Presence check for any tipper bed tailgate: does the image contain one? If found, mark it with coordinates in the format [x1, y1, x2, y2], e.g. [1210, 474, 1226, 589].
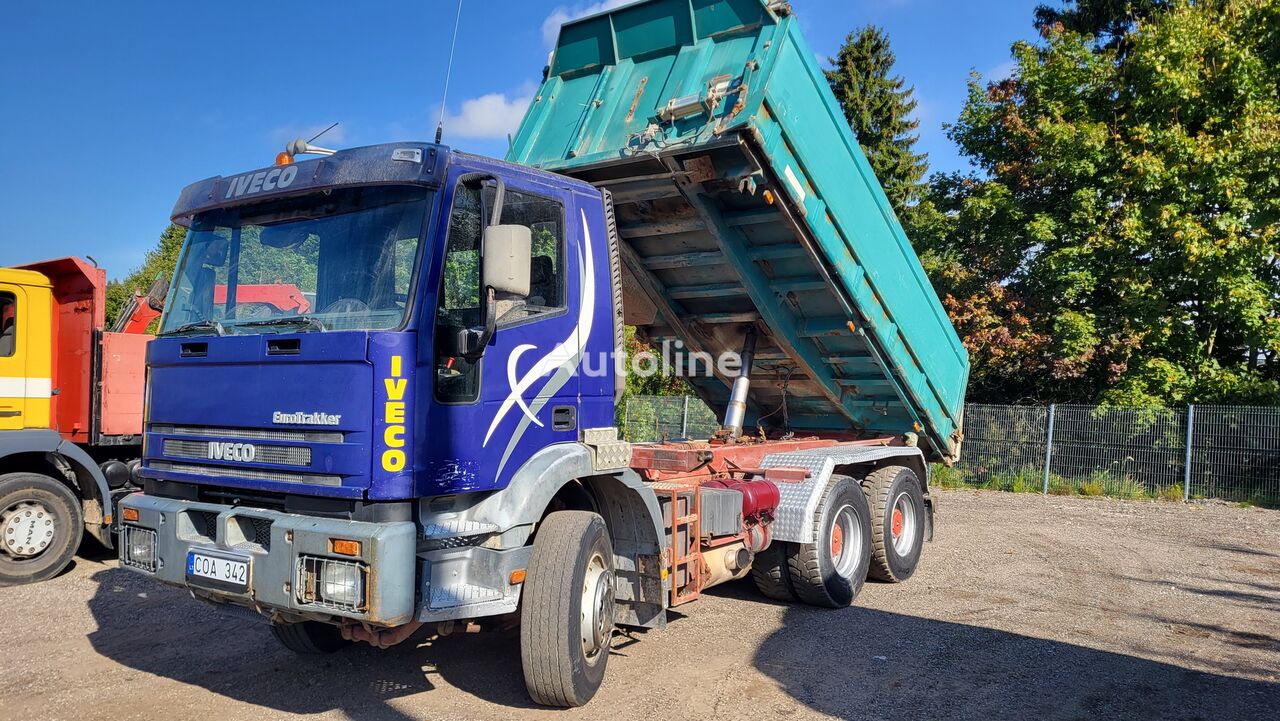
[508, 0, 968, 462]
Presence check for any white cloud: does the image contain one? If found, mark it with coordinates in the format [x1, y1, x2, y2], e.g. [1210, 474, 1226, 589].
[441, 84, 537, 140]
[541, 0, 632, 48]
[985, 60, 1017, 82]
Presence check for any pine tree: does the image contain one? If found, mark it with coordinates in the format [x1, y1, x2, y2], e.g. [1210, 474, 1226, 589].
[825, 26, 928, 218]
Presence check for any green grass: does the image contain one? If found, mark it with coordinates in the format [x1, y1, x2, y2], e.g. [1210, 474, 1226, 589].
[931, 465, 1200, 504]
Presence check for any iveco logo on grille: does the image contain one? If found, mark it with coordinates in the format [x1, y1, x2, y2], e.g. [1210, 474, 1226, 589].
[208, 442, 257, 463]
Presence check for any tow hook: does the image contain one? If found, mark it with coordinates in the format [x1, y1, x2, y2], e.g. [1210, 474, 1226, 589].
[341, 620, 424, 649]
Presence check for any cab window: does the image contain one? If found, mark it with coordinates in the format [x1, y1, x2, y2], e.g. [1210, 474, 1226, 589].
[488, 189, 566, 327]
[0, 292, 15, 357]
[434, 183, 484, 403]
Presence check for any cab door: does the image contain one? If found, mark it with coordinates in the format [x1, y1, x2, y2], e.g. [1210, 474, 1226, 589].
[424, 170, 585, 493]
[0, 284, 29, 429]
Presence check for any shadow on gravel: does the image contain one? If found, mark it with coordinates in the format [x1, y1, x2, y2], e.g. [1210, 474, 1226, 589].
[748, 599, 1280, 720]
[85, 567, 539, 718]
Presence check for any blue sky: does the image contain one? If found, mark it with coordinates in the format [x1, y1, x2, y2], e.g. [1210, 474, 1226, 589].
[0, 0, 1041, 279]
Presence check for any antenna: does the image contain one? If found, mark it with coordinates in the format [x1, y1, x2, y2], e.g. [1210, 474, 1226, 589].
[436, 0, 465, 144]
[308, 122, 339, 144]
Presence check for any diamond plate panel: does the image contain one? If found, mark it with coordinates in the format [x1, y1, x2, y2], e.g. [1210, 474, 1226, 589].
[430, 582, 504, 610]
[762, 446, 925, 543]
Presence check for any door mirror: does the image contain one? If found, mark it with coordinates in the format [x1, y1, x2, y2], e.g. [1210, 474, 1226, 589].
[483, 225, 532, 297]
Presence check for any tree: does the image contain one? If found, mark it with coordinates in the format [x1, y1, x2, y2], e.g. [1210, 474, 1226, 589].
[928, 0, 1280, 406]
[826, 26, 929, 220]
[1033, 0, 1172, 49]
[105, 224, 186, 328]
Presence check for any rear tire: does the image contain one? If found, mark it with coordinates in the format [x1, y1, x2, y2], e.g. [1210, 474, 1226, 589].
[270, 621, 350, 654]
[786, 475, 872, 608]
[861, 465, 926, 582]
[520, 511, 615, 707]
[0, 472, 83, 587]
[750, 539, 796, 602]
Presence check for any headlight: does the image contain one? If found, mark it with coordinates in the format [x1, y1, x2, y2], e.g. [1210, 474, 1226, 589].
[120, 525, 158, 572]
[297, 556, 366, 612]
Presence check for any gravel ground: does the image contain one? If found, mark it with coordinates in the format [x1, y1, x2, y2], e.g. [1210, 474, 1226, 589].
[1, 489, 1277, 721]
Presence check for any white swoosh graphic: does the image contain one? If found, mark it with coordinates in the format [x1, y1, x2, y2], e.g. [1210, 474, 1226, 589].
[483, 209, 596, 448]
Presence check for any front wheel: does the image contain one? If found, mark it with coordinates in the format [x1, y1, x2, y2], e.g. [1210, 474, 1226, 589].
[520, 511, 615, 707]
[270, 621, 351, 654]
[0, 472, 83, 587]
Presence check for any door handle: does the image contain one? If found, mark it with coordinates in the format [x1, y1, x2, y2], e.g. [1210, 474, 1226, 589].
[0, 410, 20, 418]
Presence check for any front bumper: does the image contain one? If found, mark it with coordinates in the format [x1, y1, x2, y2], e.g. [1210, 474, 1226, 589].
[117, 493, 417, 626]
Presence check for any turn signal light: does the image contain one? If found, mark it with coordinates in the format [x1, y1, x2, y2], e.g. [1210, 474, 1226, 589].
[122, 507, 140, 522]
[509, 569, 527, 584]
[275, 152, 293, 166]
[330, 538, 361, 557]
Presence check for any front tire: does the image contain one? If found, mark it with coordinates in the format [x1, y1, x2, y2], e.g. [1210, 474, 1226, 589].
[786, 475, 872, 608]
[861, 465, 926, 582]
[520, 511, 615, 707]
[0, 472, 83, 587]
[270, 621, 350, 654]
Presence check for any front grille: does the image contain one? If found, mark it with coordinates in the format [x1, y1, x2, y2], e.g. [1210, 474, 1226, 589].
[250, 517, 272, 546]
[227, 515, 273, 552]
[190, 510, 219, 541]
[150, 424, 344, 444]
[119, 526, 158, 572]
[148, 461, 342, 487]
[163, 439, 312, 467]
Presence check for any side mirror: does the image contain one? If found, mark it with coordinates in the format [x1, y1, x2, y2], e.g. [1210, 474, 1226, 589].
[483, 225, 532, 297]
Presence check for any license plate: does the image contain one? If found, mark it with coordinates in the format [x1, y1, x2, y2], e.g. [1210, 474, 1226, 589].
[187, 551, 250, 591]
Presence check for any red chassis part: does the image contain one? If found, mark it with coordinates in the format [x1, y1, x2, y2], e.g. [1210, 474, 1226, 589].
[629, 434, 903, 484]
[630, 434, 903, 606]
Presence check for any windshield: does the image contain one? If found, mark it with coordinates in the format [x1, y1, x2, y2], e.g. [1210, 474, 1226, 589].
[161, 185, 430, 335]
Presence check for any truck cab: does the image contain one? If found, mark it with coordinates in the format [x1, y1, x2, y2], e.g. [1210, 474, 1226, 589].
[1, 258, 151, 586]
[0, 268, 53, 432]
[122, 144, 630, 627]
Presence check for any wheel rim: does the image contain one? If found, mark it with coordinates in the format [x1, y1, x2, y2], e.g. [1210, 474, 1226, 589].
[579, 550, 614, 660]
[829, 504, 863, 577]
[1, 500, 57, 559]
[889, 492, 918, 556]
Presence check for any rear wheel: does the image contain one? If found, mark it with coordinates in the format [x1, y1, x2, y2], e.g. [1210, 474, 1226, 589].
[270, 621, 350, 654]
[786, 475, 872, 608]
[750, 539, 796, 601]
[861, 465, 926, 582]
[0, 472, 83, 587]
[520, 511, 615, 707]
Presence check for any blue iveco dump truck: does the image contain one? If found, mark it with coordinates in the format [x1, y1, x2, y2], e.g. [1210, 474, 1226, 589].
[118, 0, 968, 707]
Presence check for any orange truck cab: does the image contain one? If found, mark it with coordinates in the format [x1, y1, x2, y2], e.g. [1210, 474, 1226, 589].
[0, 257, 152, 586]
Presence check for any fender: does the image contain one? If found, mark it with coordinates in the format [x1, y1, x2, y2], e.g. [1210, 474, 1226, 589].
[417, 443, 668, 627]
[762, 445, 930, 544]
[419, 443, 597, 548]
[0, 429, 115, 548]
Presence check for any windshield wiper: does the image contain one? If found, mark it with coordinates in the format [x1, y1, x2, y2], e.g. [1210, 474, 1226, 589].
[159, 320, 226, 337]
[236, 315, 328, 332]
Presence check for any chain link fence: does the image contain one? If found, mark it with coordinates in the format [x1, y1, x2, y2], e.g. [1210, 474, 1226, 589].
[623, 396, 1280, 506]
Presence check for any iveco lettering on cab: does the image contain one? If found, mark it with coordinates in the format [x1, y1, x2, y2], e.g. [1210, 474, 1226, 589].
[118, 0, 968, 709]
[224, 165, 297, 199]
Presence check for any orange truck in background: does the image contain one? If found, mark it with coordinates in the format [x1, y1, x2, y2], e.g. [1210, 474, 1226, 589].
[0, 257, 160, 586]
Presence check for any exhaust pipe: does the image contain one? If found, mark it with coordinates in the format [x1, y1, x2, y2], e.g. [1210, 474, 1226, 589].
[721, 326, 758, 439]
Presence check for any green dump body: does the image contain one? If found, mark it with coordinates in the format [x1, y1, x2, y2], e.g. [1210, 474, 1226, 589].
[507, 0, 969, 463]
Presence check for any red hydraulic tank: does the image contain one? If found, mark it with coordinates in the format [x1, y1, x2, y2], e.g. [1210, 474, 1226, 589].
[703, 478, 780, 522]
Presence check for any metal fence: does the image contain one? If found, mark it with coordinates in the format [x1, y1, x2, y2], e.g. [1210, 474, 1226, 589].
[622, 395, 720, 443]
[623, 396, 1280, 505]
